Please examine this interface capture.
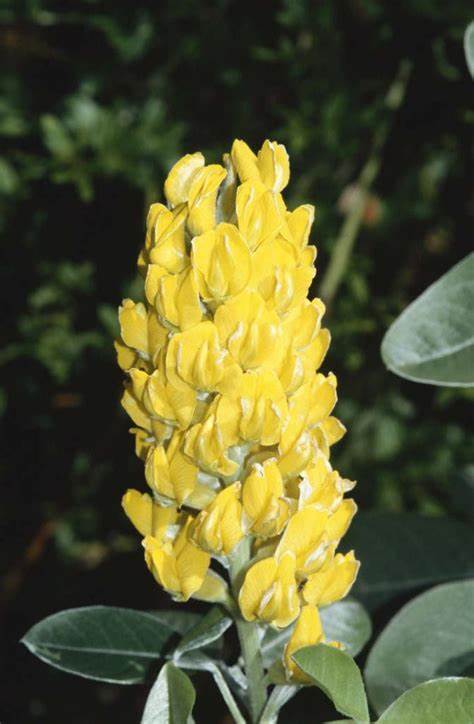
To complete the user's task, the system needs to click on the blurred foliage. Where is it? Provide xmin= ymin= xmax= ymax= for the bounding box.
xmin=0 ymin=1 xmax=473 ymax=722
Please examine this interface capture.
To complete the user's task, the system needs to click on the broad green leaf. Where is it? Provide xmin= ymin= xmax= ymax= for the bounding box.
xmin=377 ymin=678 xmax=474 ymax=723
xmin=381 ymin=253 xmax=474 ymax=386
xmin=261 ymin=599 xmax=371 ymax=668
xmin=465 ymin=22 xmax=474 ymax=78
xmin=150 ymin=610 xmax=202 ymax=636
xmin=344 ymin=512 xmax=474 ymax=610
xmin=174 ymin=606 xmax=232 ymax=656
xmin=22 ymin=606 xmax=174 ymax=683
xmin=293 ymin=644 xmax=370 ymax=722
xmin=365 ymin=580 xmax=474 ymax=714
xmin=141 ymin=663 xmax=195 ymax=724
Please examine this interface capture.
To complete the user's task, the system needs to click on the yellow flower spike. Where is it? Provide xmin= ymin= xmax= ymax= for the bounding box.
xmin=146 ymin=203 xmax=188 ymax=274
xmin=303 ymin=551 xmax=360 ymax=608
xmin=118 ymin=140 xmax=359 ymax=650
xmin=238 ymin=551 xmax=300 ymax=628
xmin=326 ymin=498 xmax=358 ymax=543
xmin=155 ymin=266 xmax=203 ymax=331
xmin=122 ymin=489 xmax=178 ymax=540
xmin=236 ymin=179 xmax=282 ymax=251
xmin=190 ymin=482 xmax=244 ymax=555
xmin=166 ymin=321 xmax=241 ymax=394
xmin=187 ymin=164 xmax=227 ymax=237
xmin=283 ymin=604 xmax=325 ymax=683
xmin=143 ymin=517 xmax=210 ymax=601
xmin=214 ymin=291 xmax=283 ymax=371
xmin=242 ymin=459 xmax=290 ymax=538
xmin=164 ymin=152 xmax=205 ymax=208
xmin=192 ymin=222 xmax=252 ymax=303
xmin=276 ymin=507 xmax=330 ymax=579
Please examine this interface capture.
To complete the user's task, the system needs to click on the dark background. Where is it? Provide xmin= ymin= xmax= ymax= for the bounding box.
xmin=1 ymin=1 xmax=473 ymax=722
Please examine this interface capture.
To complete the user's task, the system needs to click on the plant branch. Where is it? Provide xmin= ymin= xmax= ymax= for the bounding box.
xmin=320 ymin=59 xmax=413 ymax=307
xmin=230 ymin=539 xmax=267 ymax=723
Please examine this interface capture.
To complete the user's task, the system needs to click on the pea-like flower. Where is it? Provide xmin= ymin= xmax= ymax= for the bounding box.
xmin=284 ymin=604 xmax=342 ymax=683
xmin=117 ymin=138 xmax=359 ymax=682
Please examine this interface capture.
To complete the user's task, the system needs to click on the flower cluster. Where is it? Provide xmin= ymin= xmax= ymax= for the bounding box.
xmin=117 ymin=139 xmax=359 ymax=682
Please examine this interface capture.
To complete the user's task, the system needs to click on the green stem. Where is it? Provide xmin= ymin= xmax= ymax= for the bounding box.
xmin=320 ymin=59 xmax=413 ymax=307
xmin=230 ymin=539 xmax=267 ymax=723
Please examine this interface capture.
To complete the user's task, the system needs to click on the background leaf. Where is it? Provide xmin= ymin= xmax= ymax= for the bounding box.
xmin=141 ymin=663 xmax=195 ymax=724
xmin=22 ymin=606 xmax=174 ymax=684
xmin=464 ymin=22 xmax=474 ymax=78
xmin=377 ymin=678 xmax=474 ymax=723
xmin=293 ymin=644 xmax=370 ymax=722
xmin=381 ymin=253 xmax=474 ymax=386
xmin=365 ymin=580 xmax=474 ymax=714
xmin=344 ymin=513 xmax=474 ymax=609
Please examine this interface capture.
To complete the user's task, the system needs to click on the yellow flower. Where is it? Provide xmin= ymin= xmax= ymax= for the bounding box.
xmin=192 ymin=222 xmax=251 ymax=303
xmin=231 ymin=139 xmax=290 ymax=192
xmin=303 ymin=551 xmax=360 ymax=607
xmin=163 ymin=152 xmax=205 ymax=207
xmin=126 ymin=364 xmax=197 ymax=429
xmin=236 ymin=179 xmax=281 ymax=250
xmin=166 ymin=321 xmax=241 ymax=394
xmin=122 ymin=489 xmax=178 ymax=541
xmin=143 ymin=517 xmax=210 ymax=601
xmin=190 ymin=482 xmax=244 ymax=555
xmin=275 ymin=507 xmax=330 ymax=579
xmin=283 ymin=605 xmax=343 ymax=683
xmin=241 ymin=459 xmax=290 ymax=538
xmin=232 ymin=369 xmax=288 ymax=446
xmin=187 ymin=165 xmax=227 ymax=236
xmin=184 ymin=394 xmax=240 ymax=477
xmin=140 ymin=203 xmax=188 ymax=275
xmin=297 ymin=454 xmax=346 ymax=513
xmin=239 ymin=551 xmax=300 ymax=628
xmin=283 ymin=604 xmax=324 ymax=682
xmin=117 ymin=299 xmax=167 ymax=367
xmin=155 ymin=266 xmax=203 ymax=332
xmin=214 ymin=291 xmax=283 ymax=371
xmin=117 ymin=138 xmax=359 ymax=657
